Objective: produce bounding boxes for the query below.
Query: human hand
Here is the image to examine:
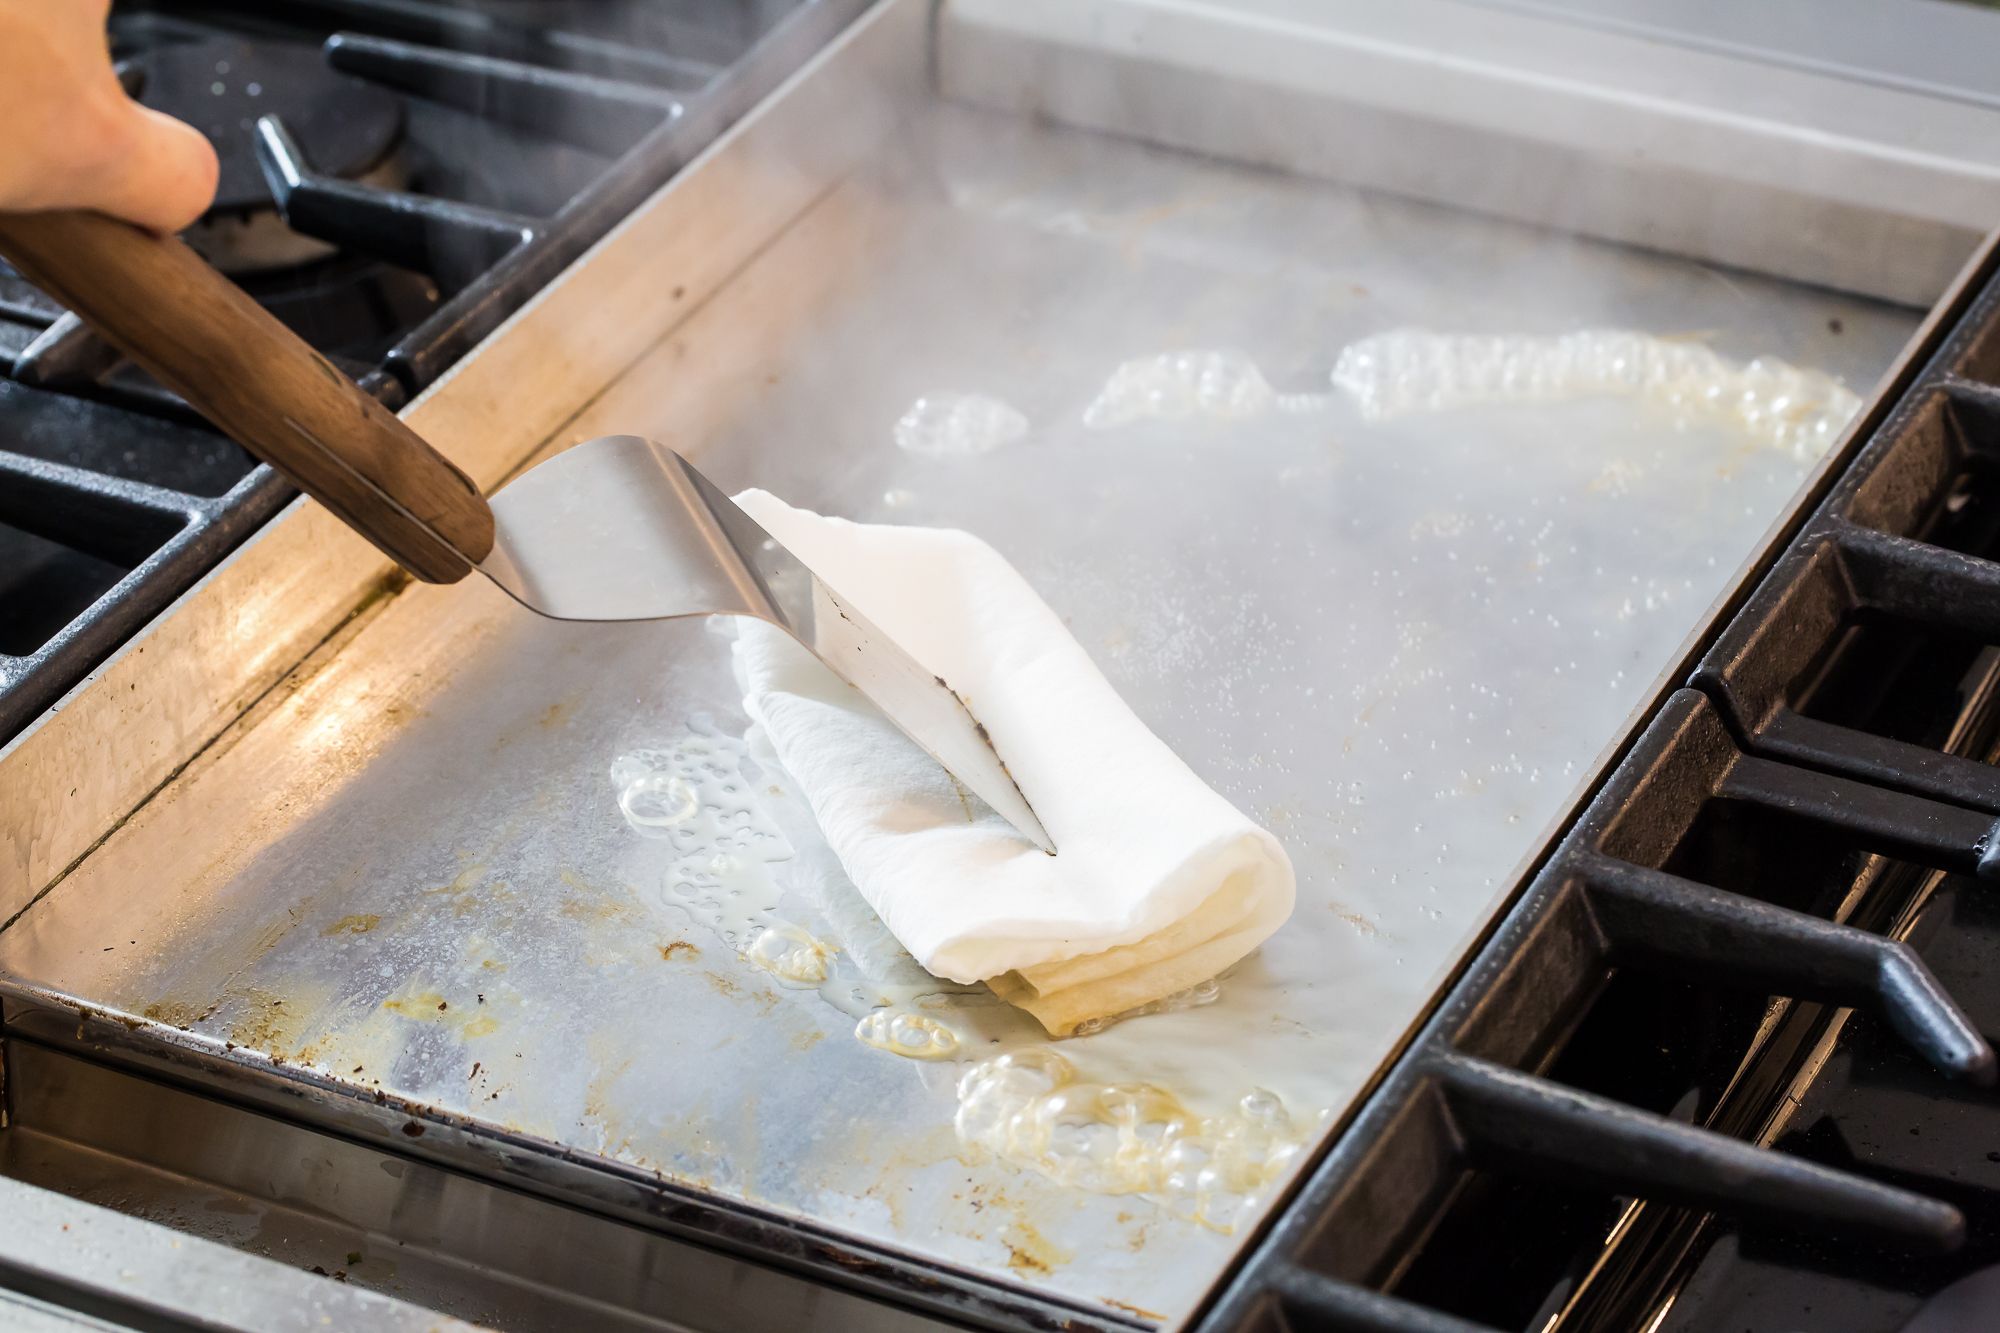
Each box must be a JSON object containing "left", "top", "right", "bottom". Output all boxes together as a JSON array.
[{"left": 0, "top": 0, "right": 218, "bottom": 233}]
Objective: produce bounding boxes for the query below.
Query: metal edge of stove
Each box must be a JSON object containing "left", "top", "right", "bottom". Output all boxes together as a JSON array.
[
  {"left": 0, "top": 1034, "right": 1004, "bottom": 1333},
  {"left": 0, "top": 0, "right": 913, "bottom": 934},
  {"left": 0, "top": 0, "right": 875, "bottom": 750},
  {"left": 1177, "top": 227, "right": 2000, "bottom": 1330},
  {"left": 1454, "top": 0, "right": 2000, "bottom": 112},
  {"left": 0, "top": 1155, "right": 491, "bottom": 1333},
  {"left": 0, "top": 1008, "right": 1120, "bottom": 1333},
  {"left": 933, "top": 0, "right": 2000, "bottom": 307}
]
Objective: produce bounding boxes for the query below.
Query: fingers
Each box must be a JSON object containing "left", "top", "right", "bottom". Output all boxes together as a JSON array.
[
  {"left": 86, "top": 102, "right": 221, "bottom": 234},
  {"left": 0, "top": 0, "right": 218, "bottom": 232}
]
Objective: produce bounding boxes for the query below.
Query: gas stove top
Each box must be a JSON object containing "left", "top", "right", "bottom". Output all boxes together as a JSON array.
[
  {"left": 0, "top": 0, "right": 833, "bottom": 744},
  {"left": 7, "top": 4, "right": 2000, "bottom": 1332}
]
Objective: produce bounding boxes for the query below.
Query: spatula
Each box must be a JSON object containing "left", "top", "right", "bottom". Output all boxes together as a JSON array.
[{"left": 0, "top": 210, "right": 1055, "bottom": 854}]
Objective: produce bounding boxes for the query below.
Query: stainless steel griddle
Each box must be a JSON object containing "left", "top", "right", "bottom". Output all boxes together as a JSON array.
[{"left": 0, "top": 1, "right": 1983, "bottom": 1329}]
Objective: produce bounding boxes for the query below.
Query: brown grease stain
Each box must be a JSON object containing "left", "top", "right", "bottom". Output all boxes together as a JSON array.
[
  {"left": 383, "top": 991, "right": 449, "bottom": 1018},
  {"left": 322, "top": 914, "right": 381, "bottom": 936},
  {"left": 659, "top": 941, "right": 699, "bottom": 961},
  {"left": 141, "top": 999, "right": 214, "bottom": 1028},
  {"left": 1001, "top": 1217, "right": 1072, "bottom": 1276},
  {"left": 382, "top": 989, "right": 502, "bottom": 1041},
  {"left": 226, "top": 988, "right": 314, "bottom": 1054},
  {"left": 422, "top": 863, "right": 517, "bottom": 920},
  {"left": 557, "top": 869, "right": 641, "bottom": 926},
  {"left": 1105, "top": 1298, "right": 1166, "bottom": 1321}
]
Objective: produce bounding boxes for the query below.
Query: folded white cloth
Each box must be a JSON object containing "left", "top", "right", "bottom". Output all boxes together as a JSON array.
[{"left": 729, "top": 490, "right": 1295, "bottom": 1035}]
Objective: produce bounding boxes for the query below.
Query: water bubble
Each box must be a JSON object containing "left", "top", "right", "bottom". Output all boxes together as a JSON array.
[
  {"left": 744, "top": 923, "right": 833, "bottom": 986},
  {"left": 951, "top": 1050, "right": 1303, "bottom": 1229},
  {"left": 856, "top": 1008, "right": 960, "bottom": 1060},
  {"left": 613, "top": 765, "right": 697, "bottom": 834},
  {"left": 894, "top": 394, "right": 1028, "bottom": 457}
]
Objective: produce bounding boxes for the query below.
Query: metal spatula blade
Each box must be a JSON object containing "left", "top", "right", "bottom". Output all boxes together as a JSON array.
[{"left": 480, "top": 436, "right": 1056, "bottom": 854}]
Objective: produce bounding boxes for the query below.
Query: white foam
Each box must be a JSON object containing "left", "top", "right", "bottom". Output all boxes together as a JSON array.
[
  {"left": 1331, "top": 329, "right": 1861, "bottom": 460},
  {"left": 893, "top": 393, "right": 1028, "bottom": 457},
  {"left": 953, "top": 1048, "right": 1305, "bottom": 1231},
  {"left": 613, "top": 728, "right": 1317, "bottom": 1232},
  {"left": 1083, "top": 349, "right": 1329, "bottom": 429}
]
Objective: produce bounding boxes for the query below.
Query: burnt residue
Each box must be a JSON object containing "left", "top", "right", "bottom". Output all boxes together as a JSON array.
[
  {"left": 141, "top": 999, "right": 220, "bottom": 1028},
  {"left": 68, "top": 1002, "right": 147, "bottom": 1037}
]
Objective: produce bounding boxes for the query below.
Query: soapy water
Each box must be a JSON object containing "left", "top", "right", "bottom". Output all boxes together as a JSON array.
[
  {"left": 954, "top": 1048, "right": 1306, "bottom": 1232},
  {"left": 894, "top": 393, "right": 1029, "bottom": 457},
  {"left": 1075, "top": 333, "right": 1858, "bottom": 462},
  {"left": 893, "top": 336, "right": 1850, "bottom": 459},
  {"left": 1083, "top": 349, "right": 1329, "bottom": 428},
  {"left": 612, "top": 726, "right": 1314, "bottom": 1231},
  {"left": 1330, "top": 328, "right": 1861, "bottom": 461},
  {"left": 616, "top": 729, "right": 998, "bottom": 1007},
  {"left": 613, "top": 739, "right": 836, "bottom": 992},
  {"left": 744, "top": 922, "right": 834, "bottom": 986},
  {"left": 615, "top": 768, "right": 698, "bottom": 833},
  {"left": 856, "top": 1007, "right": 962, "bottom": 1060},
  {"left": 612, "top": 735, "right": 979, "bottom": 1016}
]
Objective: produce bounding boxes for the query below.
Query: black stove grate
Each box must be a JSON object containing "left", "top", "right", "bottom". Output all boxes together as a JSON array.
[
  {"left": 0, "top": 0, "right": 862, "bottom": 744},
  {"left": 1195, "top": 249, "right": 2000, "bottom": 1332}
]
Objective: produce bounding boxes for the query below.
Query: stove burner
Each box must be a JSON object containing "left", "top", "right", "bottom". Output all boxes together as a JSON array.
[{"left": 133, "top": 38, "right": 403, "bottom": 215}]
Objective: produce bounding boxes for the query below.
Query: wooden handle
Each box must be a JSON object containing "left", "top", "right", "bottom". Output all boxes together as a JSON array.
[{"left": 0, "top": 210, "right": 493, "bottom": 582}]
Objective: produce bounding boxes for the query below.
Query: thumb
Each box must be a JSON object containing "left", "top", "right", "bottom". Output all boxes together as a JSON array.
[{"left": 89, "top": 102, "right": 220, "bottom": 235}]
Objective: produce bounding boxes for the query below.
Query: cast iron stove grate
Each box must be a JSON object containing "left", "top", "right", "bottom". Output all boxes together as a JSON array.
[
  {"left": 1192, "top": 249, "right": 2000, "bottom": 1333},
  {"left": 0, "top": 0, "right": 862, "bottom": 745}
]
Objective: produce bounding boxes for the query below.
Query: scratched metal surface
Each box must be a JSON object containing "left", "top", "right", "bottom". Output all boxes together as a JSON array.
[{"left": 0, "top": 99, "right": 1918, "bottom": 1323}]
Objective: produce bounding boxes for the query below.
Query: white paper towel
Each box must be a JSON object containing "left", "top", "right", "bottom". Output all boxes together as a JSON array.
[{"left": 729, "top": 490, "right": 1295, "bottom": 1035}]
